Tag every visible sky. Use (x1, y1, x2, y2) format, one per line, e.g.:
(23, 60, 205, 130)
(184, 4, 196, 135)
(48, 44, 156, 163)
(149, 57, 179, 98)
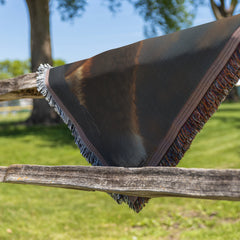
(0, 1, 239, 64)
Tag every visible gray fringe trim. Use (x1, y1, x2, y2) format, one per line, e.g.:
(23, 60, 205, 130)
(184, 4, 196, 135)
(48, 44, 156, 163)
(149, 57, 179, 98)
(36, 64, 102, 167)
(36, 64, 146, 212)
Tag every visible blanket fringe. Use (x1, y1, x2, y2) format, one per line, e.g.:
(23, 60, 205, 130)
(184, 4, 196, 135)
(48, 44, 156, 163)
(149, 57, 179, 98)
(110, 193, 149, 213)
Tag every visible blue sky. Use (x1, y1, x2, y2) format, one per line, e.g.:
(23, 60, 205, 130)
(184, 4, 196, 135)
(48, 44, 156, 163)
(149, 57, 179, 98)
(0, 1, 237, 64)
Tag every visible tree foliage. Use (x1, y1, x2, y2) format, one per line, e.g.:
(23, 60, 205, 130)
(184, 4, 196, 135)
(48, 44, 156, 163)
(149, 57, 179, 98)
(0, 59, 65, 80)
(107, 0, 204, 36)
(52, 0, 206, 36)
(0, 60, 29, 79)
(55, 0, 204, 36)
(56, 0, 87, 20)
(1, 1, 239, 36)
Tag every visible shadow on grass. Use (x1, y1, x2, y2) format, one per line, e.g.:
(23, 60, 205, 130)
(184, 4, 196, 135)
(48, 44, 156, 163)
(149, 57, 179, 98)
(0, 122, 75, 147)
(1, 102, 240, 149)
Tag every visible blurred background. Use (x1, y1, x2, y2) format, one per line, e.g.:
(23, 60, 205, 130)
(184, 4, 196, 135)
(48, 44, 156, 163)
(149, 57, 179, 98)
(0, 1, 240, 239)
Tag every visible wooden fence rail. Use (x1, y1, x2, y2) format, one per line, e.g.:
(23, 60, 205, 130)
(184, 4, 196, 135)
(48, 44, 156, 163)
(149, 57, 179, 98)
(1, 164, 240, 200)
(0, 73, 42, 101)
(0, 73, 240, 202)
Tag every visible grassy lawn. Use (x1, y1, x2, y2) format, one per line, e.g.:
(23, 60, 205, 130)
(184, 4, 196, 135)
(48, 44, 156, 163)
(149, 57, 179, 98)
(0, 103, 240, 240)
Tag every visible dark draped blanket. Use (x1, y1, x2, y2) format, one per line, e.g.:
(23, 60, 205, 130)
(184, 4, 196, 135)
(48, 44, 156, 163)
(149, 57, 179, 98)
(37, 14, 240, 212)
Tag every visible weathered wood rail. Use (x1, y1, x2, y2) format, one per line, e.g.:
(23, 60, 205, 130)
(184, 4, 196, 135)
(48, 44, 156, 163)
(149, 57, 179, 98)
(1, 164, 240, 200)
(0, 73, 42, 101)
(1, 73, 240, 202)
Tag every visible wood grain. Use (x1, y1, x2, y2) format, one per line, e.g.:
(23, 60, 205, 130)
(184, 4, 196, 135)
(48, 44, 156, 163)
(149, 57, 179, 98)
(1, 164, 240, 200)
(0, 73, 43, 101)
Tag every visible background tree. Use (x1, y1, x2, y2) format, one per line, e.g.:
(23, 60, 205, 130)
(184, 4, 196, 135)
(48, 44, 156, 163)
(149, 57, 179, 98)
(25, 0, 59, 124)
(105, 0, 203, 36)
(210, 0, 239, 101)
(210, 0, 238, 19)
(1, 0, 202, 124)
(5, 0, 238, 123)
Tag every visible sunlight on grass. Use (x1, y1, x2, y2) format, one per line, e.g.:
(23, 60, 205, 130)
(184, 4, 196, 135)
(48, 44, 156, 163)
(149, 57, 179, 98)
(0, 103, 240, 239)
(179, 102, 240, 169)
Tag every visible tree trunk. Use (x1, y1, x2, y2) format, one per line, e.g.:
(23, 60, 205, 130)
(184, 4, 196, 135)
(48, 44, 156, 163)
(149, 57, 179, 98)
(210, 0, 239, 102)
(25, 0, 60, 124)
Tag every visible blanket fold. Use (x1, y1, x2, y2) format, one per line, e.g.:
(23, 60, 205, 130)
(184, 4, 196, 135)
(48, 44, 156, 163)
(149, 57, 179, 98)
(37, 14, 240, 212)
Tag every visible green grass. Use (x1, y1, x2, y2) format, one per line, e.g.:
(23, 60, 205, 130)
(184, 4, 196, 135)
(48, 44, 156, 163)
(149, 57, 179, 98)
(0, 104, 240, 240)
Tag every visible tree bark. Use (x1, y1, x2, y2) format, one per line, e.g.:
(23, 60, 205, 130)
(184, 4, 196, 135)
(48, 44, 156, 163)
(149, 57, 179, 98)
(210, 0, 237, 19)
(25, 0, 60, 124)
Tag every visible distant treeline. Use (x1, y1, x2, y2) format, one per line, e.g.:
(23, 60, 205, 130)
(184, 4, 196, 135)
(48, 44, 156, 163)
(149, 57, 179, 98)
(0, 59, 65, 80)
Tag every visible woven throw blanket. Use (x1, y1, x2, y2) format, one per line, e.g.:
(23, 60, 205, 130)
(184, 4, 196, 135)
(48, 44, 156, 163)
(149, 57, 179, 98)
(37, 14, 240, 212)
